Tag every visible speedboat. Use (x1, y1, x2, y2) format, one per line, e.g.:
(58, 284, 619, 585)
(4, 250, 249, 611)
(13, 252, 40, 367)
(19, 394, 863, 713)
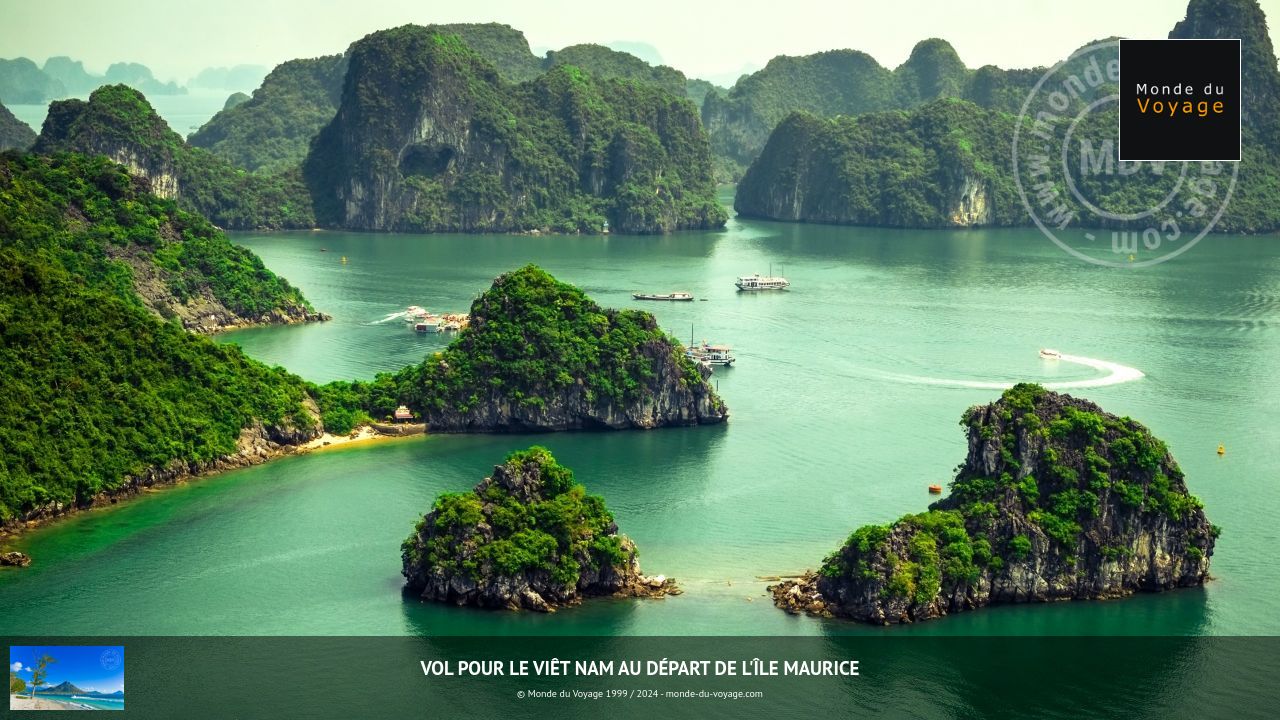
(1039, 348, 1062, 360)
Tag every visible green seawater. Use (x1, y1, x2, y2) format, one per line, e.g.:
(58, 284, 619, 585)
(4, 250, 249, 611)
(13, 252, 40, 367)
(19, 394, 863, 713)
(2, 194, 1278, 639)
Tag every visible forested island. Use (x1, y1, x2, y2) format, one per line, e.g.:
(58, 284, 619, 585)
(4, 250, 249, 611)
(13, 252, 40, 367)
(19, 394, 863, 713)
(402, 446, 678, 611)
(772, 384, 1217, 624)
(314, 264, 728, 433)
(734, 0, 1280, 233)
(0, 152, 724, 537)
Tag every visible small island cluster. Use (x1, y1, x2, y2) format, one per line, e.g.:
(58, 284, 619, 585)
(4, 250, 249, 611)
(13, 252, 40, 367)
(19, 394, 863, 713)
(397, 384, 1215, 621)
(402, 446, 677, 612)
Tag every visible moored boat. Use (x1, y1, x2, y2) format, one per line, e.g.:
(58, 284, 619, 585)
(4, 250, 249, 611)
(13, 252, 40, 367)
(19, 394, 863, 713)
(633, 291, 694, 301)
(736, 265, 789, 291)
(687, 342, 735, 366)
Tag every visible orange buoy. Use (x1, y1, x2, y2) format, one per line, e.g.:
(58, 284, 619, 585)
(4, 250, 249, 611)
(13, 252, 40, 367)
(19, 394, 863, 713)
(928, 484, 943, 494)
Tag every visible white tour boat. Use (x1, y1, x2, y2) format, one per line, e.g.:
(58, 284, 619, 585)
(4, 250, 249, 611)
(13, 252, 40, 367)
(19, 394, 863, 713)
(1039, 348, 1062, 360)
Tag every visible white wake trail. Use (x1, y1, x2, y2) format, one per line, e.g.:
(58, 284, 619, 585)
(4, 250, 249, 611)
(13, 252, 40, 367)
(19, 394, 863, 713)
(880, 353, 1144, 391)
(369, 310, 408, 325)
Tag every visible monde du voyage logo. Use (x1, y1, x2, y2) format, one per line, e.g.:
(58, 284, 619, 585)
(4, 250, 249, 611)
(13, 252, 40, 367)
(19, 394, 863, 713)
(1014, 38, 1241, 267)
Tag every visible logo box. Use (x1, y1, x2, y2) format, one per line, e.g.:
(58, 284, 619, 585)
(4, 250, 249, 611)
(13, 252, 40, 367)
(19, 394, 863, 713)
(1119, 38, 1241, 162)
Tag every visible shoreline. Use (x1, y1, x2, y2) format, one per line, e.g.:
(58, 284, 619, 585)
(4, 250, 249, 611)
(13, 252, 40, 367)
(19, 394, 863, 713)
(10, 693, 90, 710)
(0, 423, 426, 552)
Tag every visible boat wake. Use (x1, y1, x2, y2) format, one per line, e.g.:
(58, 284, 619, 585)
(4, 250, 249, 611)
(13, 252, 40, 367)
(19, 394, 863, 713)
(880, 353, 1144, 391)
(369, 310, 409, 325)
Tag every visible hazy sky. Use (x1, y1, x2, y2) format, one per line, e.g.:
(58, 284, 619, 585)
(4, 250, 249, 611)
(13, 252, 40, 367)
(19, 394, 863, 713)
(4, 0, 1279, 86)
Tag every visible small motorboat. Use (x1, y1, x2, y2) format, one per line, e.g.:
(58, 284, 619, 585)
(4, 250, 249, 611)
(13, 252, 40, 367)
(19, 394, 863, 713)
(633, 292, 694, 301)
(1039, 348, 1062, 360)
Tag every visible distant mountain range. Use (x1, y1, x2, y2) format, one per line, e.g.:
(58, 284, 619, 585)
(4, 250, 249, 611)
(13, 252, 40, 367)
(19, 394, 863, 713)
(1, 56, 185, 103)
(38, 680, 86, 695)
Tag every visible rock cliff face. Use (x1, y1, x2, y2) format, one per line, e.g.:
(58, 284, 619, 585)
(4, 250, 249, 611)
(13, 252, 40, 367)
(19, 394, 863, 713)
(735, 101, 1016, 228)
(388, 265, 727, 431)
(305, 25, 725, 234)
(105, 242, 326, 333)
(0, 102, 35, 152)
(772, 384, 1216, 624)
(33, 84, 318, 230)
(402, 447, 677, 611)
(36, 86, 182, 199)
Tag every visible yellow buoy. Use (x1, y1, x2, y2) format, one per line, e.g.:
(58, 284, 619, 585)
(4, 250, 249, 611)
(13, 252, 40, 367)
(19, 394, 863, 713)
(1128, 254, 1135, 262)
(1217, 444, 1225, 456)
(340, 256, 348, 264)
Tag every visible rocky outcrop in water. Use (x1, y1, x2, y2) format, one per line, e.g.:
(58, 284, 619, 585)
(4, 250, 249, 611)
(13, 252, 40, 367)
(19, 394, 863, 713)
(305, 25, 724, 234)
(772, 384, 1217, 624)
(402, 447, 677, 611)
(734, 100, 1015, 228)
(385, 265, 727, 431)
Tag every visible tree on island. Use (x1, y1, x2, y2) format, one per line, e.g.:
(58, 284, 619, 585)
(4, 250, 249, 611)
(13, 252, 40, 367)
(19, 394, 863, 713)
(28, 654, 54, 700)
(9, 670, 25, 694)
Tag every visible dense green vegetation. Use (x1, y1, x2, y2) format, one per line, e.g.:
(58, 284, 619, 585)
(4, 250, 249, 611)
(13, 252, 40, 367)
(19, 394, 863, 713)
(403, 447, 628, 587)
(193, 25, 727, 233)
(188, 55, 347, 173)
(733, 0, 1280, 231)
(737, 99, 1023, 227)
(1, 151, 313, 319)
(0, 153, 323, 523)
(820, 384, 1210, 601)
(0, 102, 35, 151)
(306, 27, 724, 233)
(314, 264, 711, 424)
(0, 249, 315, 523)
(35, 84, 317, 229)
(545, 44, 687, 97)
(188, 24, 544, 173)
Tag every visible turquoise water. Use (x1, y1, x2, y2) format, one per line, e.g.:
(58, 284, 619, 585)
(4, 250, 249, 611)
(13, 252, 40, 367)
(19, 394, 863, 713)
(1, 195, 1278, 637)
(65, 695, 125, 710)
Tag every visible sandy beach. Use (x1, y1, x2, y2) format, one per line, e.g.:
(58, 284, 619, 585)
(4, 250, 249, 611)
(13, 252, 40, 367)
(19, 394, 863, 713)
(302, 424, 423, 453)
(10, 693, 89, 710)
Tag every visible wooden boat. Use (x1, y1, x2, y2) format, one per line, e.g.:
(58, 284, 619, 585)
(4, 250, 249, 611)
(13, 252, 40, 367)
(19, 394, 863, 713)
(633, 292, 694, 301)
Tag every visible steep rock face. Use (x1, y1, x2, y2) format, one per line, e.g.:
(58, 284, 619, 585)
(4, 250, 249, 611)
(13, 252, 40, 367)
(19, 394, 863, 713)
(188, 24, 542, 173)
(387, 265, 727, 431)
(735, 101, 1016, 228)
(105, 242, 326, 333)
(1, 152, 324, 334)
(36, 85, 181, 199)
(305, 26, 725, 234)
(773, 385, 1216, 624)
(0, 101, 35, 151)
(402, 447, 677, 611)
(34, 84, 318, 229)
